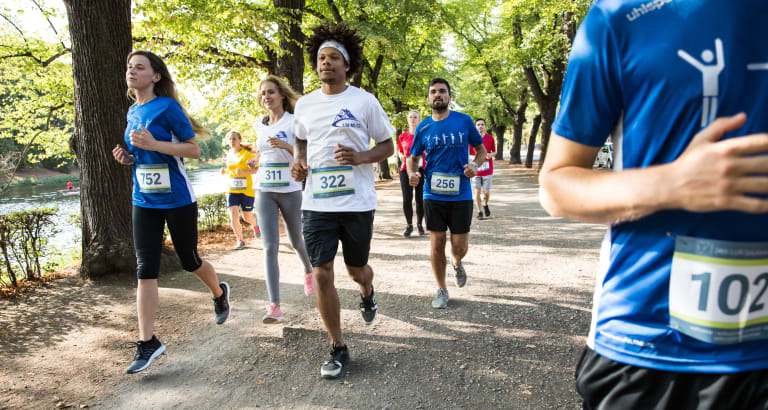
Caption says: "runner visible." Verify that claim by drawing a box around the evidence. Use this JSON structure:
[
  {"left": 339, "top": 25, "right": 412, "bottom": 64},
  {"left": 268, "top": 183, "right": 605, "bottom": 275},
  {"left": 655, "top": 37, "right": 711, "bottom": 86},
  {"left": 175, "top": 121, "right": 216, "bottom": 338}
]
[
  {"left": 398, "top": 109, "right": 426, "bottom": 237},
  {"left": 251, "top": 75, "right": 314, "bottom": 324},
  {"left": 469, "top": 118, "right": 495, "bottom": 220},
  {"left": 539, "top": 2, "right": 768, "bottom": 408},
  {"left": 291, "top": 22, "right": 395, "bottom": 379},
  {"left": 112, "top": 50, "right": 230, "bottom": 374},
  {"left": 220, "top": 130, "right": 260, "bottom": 250},
  {"left": 407, "top": 78, "right": 486, "bottom": 309}
]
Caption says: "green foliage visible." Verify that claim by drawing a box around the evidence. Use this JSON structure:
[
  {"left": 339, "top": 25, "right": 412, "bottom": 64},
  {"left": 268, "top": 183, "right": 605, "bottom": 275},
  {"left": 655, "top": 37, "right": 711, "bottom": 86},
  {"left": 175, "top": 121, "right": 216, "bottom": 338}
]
[
  {"left": 197, "top": 192, "right": 228, "bottom": 231},
  {"left": 0, "top": 1, "right": 74, "bottom": 176},
  {"left": 0, "top": 207, "right": 59, "bottom": 287}
]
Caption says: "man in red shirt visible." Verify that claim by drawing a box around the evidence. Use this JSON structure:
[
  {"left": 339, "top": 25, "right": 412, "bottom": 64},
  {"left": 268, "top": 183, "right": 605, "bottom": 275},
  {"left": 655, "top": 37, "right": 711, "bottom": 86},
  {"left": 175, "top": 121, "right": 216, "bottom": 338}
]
[{"left": 470, "top": 118, "right": 496, "bottom": 219}]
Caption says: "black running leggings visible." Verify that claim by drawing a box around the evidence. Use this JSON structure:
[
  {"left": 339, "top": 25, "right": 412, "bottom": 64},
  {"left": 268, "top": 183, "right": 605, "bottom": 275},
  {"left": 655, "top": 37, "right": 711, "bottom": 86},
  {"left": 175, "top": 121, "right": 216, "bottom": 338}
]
[
  {"left": 133, "top": 202, "right": 203, "bottom": 279},
  {"left": 399, "top": 169, "right": 424, "bottom": 226}
]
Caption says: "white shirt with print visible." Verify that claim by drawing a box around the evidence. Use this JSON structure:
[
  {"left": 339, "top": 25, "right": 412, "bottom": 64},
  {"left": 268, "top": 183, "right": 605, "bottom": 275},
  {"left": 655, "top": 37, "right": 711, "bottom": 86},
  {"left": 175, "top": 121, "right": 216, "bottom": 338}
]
[
  {"left": 294, "top": 86, "right": 395, "bottom": 212},
  {"left": 254, "top": 112, "right": 302, "bottom": 193}
]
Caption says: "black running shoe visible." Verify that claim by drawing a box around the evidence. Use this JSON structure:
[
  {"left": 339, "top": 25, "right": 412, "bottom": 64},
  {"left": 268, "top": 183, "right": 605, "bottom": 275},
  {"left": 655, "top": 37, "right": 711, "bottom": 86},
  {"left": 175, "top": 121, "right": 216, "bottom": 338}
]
[
  {"left": 477, "top": 212, "right": 484, "bottom": 220},
  {"left": 360, "top": 286, "right": 377, "bottom": 324},
  {"left": 417, "top": 224, "right": 426, "bottom": 236},
  {"left": 484, "top": 205, "right": 490, "bottom": 217},
  {"left": 403, "top": 225, "right": 413, "bottom": 237},
  {"left": 321, "top": 344, "right": 350, "bottom": 379},
  {"left": 213, "top": 282, "right": 231, "bottom": 324},
  {"left": 126, "top": 335, "right": 165, "bottom": 374}
]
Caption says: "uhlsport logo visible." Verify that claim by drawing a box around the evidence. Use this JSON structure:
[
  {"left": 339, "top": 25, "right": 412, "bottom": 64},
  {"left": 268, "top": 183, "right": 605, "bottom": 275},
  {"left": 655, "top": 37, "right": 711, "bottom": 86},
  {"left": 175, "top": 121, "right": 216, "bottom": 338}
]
[
  {"left": 332, "top": 109, "right": 362, "bottom": 129},
  {"left": 626, "top": 0, "right": 673, "bottom": 22}
]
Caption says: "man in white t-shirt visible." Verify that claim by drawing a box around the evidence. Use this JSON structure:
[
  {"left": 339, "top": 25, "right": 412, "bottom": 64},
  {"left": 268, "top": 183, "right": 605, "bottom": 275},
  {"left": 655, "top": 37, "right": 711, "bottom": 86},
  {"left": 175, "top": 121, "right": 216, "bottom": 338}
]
[{"left": 291, "top": 22, "right": 395, "bottom": 380}]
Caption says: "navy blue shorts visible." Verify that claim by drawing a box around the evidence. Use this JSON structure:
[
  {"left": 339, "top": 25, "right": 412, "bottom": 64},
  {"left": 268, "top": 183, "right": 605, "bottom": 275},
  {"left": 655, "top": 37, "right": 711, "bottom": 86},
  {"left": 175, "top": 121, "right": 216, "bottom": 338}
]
[{"left": 227, "top": 193, "right": 255, "bottom": 212}]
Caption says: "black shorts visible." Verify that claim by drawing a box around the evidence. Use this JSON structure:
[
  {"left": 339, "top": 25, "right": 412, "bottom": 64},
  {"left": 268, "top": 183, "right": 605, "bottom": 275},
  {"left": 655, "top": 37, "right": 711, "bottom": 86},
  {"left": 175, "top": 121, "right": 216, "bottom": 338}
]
[
  {"left": 133, "top": 203, "right": 203, "bottom": 279},
  {"left": 302, "top": 210, "right": 374, "bottom": 267},
  {"left": 423, "top": 199, "right": 473, "bottom": 234},
  {"left": 575, "top": 347, "right": 768, "bottom": 410}
]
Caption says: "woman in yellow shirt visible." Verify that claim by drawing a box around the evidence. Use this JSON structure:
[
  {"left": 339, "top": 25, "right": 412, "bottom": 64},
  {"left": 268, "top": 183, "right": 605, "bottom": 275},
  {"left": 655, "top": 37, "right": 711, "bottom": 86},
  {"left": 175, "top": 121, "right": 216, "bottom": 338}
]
[{"left": 220, "top": 131, "right": 260, "bottom": 249}]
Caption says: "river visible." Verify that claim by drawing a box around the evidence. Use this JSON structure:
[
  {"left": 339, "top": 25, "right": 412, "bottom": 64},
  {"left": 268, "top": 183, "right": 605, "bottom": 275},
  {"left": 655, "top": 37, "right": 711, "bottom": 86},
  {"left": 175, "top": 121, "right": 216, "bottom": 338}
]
[{"left": 0, "top": 168, "right": 227, "bottom": 253}]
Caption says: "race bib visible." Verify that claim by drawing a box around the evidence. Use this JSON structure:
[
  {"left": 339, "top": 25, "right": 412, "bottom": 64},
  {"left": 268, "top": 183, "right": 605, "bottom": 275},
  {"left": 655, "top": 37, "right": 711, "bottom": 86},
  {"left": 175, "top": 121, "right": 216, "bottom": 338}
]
[
  {"left": 478, "top": 161, "right": 490, "bottom": 172},
  {"left": 669, "top": 236, "right": 768, "bottom": 344},
  {"left": 430, "top": 172, "right": 460, "bottom": 196},
  {"left": 311, "top": 166, "right": 355, "bottom": 198},
  {"left": 136, "top": 164, "right": 171, "bottom": 194},
  {"left": 230, "top": 176, "right": 247, "bottom": 190},
  {"left": 260, "top": 162, "right": 290, "bottom": 187}
]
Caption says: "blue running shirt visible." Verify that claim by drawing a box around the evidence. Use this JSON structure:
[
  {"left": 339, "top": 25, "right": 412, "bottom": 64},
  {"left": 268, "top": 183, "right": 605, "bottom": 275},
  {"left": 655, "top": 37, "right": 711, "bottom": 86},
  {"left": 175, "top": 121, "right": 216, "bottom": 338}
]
[
  {"left": 125, "top": 97, "right": 197, "bottom": 209},
  {"left": 554, "top": 0, "right": 768, "bottom": 373},
  {"left": 410, "top": 111, "right": 483, "bottom": 201}
]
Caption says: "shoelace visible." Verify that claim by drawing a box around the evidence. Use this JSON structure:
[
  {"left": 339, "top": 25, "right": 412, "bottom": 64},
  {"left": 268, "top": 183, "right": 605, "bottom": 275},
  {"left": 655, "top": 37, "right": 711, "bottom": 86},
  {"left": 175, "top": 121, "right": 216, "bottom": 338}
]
[{"left": 134, "top": 342, "right": 157, "bottom": 361}]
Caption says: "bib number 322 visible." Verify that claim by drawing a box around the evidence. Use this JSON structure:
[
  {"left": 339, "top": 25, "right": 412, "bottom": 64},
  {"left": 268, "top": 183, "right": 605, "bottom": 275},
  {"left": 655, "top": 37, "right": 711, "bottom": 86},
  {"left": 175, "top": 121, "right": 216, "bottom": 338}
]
[
  {"left": 311, "top": 166, "right": 355, "bottom": 198},
  {"left": 669, "top": 236, "right": 768, "bottom": 344}
]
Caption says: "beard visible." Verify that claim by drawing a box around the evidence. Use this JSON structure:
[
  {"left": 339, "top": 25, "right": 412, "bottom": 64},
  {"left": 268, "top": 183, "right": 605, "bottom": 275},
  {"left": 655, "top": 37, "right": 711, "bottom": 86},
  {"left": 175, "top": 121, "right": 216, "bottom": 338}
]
[{"left": 430, "top": 99, "right": 449, "bottom": 111}]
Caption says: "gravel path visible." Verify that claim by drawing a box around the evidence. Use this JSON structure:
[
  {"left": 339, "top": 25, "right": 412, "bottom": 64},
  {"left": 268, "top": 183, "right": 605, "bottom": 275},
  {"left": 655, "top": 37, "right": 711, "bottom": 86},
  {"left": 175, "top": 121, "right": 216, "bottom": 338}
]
[{"left": 0, "top": 163, "right": 606, "bottom": 409}]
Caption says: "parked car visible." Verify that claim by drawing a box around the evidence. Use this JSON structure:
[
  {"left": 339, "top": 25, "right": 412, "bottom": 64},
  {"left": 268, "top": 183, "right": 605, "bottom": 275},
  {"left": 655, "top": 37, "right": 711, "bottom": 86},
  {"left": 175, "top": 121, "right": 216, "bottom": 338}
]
[{"left": 594, "top": 142, "right": 613, "bottom": 168}]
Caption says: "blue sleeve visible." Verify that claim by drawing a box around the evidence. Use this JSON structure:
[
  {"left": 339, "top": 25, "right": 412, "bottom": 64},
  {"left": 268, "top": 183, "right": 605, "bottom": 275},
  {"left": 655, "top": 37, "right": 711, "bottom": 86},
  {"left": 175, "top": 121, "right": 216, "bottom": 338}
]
[
  {"left": 410, "top": 122, "right": 425, "bottom": 156},
  {"left": 166, "top": 100, "right": 196, "bottom": 142},
  {"left": 553, "top": 5, "right": 622, "bottom": 147},
  {"left": 467, "top": 116, "right": 483, "bottom": 147}
]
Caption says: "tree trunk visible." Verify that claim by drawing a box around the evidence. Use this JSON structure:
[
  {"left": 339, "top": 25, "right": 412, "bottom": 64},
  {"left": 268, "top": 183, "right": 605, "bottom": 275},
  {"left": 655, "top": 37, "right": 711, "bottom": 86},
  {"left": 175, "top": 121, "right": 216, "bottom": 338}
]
[
  {"left": 274, "top": 0, "right": 305, "bottom": 94},
  {"left": 64, "top": 0, "right": 137, "bottom": 278},
  {"left": 537, "top": 102, "right": 558, "bottom": 170},
  {"left": 509, "top": 88, "right": 528, "bottom": 164},
  {"left": 525, "top": 115, "right": 541, "bottom": 169}
]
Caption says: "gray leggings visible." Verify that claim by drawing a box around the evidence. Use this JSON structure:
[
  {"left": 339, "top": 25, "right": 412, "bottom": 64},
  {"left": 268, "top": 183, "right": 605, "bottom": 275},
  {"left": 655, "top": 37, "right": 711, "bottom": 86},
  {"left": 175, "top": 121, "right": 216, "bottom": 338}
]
[{"left": 254, "top": 190, "right": 312, "bottom": 303}]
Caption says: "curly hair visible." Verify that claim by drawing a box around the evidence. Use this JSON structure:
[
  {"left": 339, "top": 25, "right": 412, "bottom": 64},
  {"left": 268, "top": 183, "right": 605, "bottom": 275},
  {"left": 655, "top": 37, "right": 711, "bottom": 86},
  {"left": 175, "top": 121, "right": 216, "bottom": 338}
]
[{"left": 306, "top": 22, "right": 364, "bottom": 78}]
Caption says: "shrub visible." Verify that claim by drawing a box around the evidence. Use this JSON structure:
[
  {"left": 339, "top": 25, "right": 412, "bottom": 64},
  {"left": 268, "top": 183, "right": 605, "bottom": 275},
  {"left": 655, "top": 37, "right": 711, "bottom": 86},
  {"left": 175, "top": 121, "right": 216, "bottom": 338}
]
[
  {"left": 0, "top": 208, "right": 58, "bottom": 287},
  {"left": 197, "top": 192, "right": 228, "bottom": 231}
]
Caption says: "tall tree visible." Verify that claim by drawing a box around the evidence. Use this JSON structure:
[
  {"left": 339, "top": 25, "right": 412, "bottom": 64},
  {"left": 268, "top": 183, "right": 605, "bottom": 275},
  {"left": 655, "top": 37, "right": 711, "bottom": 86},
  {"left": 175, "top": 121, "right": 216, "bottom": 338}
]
[{"left": 63, "top": 0, "right": 135, "bottom": 278}]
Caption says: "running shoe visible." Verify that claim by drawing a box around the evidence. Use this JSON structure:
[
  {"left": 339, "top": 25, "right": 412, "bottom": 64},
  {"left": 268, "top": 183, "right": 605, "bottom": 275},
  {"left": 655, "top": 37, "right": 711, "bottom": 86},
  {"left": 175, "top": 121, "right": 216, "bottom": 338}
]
[
  {"left": 403, "top": 225, "right": 413, "bottom": 237},
  {"left": 234, "top": 240, "right": 246, "bottom": 250},
  {"left": 477, "top": 212, "right": 484, "bottom": 220},
  {"left": 304, "top": 271, "right": 315, "bottom": 296},
  {"left": 126, "top": 335, "right": 165, "bottom": 374},
  {"left": 417, "top": 224, "right": 426, "bottom": 236},
  {"left": 484, "top": 205, "right": 491, "bottom": 217},
  {"left": 432, "top": 288, "right": 449, "bottom": 309},
  {"left": 453, "top": 260, "right": 467, "bottom": 288},
  {"left": 320, "top": 344, "right": 350, "bottom": 379},
  {"left": 253, "top": 225, "right": 261, "bottom": 239},
  {"left": 213, "top": 282, "right": 231, "bottom": 324},
  {"left": 263, "top": 303, "right": 285, "bottom": 324},
  {"left": 360, "top": 287, "right": 377, "bottom": 324}
]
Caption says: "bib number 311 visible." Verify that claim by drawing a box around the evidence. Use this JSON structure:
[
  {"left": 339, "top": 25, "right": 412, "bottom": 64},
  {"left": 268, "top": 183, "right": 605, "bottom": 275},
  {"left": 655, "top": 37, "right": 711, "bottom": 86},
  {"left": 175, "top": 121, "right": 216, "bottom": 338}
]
[{"left": 669, "top": 236, "right": 768, "bottom": 344}]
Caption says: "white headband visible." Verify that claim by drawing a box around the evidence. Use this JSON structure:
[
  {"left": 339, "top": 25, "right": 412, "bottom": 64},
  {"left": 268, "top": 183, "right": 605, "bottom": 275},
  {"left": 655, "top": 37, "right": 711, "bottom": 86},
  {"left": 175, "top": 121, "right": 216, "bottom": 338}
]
[{"left": 319, "top": 40, "right": 350, "bottom": 64}]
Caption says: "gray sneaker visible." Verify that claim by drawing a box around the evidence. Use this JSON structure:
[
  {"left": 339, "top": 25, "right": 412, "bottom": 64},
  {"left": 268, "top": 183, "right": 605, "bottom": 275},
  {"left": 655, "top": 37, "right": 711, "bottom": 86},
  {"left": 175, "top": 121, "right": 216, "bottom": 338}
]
[
  {"left": 432, "top": 288, "right": 449, "bottom": 309},
  {"left": 213, "top": 282, "right": 231, "bottom": 324},
  {"left": 453, "top": 261, "right": 467, "bottom": 288}
]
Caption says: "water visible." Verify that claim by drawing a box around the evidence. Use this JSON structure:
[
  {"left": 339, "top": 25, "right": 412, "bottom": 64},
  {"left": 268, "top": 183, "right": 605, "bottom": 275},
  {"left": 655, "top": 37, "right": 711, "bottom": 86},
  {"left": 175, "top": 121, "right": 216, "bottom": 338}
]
[{"left": 0, "top": 168, "right": 227, "bottom": 252}]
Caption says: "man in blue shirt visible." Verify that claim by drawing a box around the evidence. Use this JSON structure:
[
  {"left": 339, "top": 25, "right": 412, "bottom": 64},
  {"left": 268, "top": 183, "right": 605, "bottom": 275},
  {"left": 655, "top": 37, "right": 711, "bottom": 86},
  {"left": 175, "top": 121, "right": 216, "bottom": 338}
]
[
  {"left": 539, "top": 1, "right": 768, "bottom": 408},
  {"left": 408, "top": 78, "right": 486, "bottom": 309}
]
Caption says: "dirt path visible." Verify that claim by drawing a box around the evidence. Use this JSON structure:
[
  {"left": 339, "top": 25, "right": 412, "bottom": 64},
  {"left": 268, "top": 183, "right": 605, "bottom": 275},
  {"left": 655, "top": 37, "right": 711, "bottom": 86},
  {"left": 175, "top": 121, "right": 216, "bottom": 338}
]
[{"left": 0, "top": 163, "right": 606, "bottom": 409}]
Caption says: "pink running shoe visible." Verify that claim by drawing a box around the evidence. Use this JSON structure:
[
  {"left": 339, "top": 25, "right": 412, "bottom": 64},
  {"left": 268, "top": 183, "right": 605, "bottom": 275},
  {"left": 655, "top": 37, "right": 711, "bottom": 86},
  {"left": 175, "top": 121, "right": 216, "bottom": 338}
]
[
  {"left": 263, "top": 303, "right": 285, "bottom": 324},
  {"left": 304, "top": 271, "right": 315, "bottom": 296}
]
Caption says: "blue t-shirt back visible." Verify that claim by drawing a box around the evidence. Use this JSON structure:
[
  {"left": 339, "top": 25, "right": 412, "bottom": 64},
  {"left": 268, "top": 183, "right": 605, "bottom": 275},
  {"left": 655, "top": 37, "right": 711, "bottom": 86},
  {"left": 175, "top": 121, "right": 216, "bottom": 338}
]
[
  {"left": 125, "top": 96, "right": 197, "bottom": 209},
  {"left": 410, "top": 111, "right": 483, "bottom": 201}
]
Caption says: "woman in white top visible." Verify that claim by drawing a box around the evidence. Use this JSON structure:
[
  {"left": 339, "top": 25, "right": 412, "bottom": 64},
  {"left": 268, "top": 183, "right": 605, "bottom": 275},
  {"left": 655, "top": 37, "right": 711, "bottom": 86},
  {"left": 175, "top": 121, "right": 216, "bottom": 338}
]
[{"left": 250, "top": 75, "right": 313, "bottom": 323}]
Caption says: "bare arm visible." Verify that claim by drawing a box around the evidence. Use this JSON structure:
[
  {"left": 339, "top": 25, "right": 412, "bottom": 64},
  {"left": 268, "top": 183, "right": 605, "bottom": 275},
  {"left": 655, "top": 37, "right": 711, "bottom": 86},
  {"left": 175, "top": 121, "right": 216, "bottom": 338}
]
[
  {"left": 539, "top": 113, "right": 768, "bottom": 224},
  {"left": 291, "top": 138, "right": 308, "bottom": 182},
  {"left": 407, "top": 154, "right": 423, "bottom": 187},
  {"left": 334, "top": 138, "right": 395, "bottom": 165},
  {"left": 464, "top": 144, "right": 487, "bottom": 178}
]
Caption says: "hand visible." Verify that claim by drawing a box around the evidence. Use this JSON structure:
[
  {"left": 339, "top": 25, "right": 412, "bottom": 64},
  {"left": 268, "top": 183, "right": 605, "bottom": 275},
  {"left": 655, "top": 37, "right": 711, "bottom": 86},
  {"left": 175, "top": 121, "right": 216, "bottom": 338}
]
[
  {"left": 246, "top": 158, "right": 258, "bottom": 170},
  {"left": 291, "top": 160, "right": 308, "bottom": 182},
  {"left": 334, "top": 144, "right": 362, "bottom": 165},
  {"left": 464, "top": 162, "right": 478, "bottom": 178},
  {"left": 408, "top": 171, "right": 421, "bottom": 187},
  {"left": 267, "top": 136, "right": 291, "bottom": 151},
  {"left": 112, "top": 145, "right": 135, "bottom": 165},
  {"left": 129, "top": 125, "right": 158, "bottom": 151},
  {"left": 666, "top": 113, "right": 768, "bottom": 213},
  {"left": 235, "top": 168, "right": 244, "bottom": 176},
  {"left": 220, "top": 167, "right": 227, "bottom": 175}
]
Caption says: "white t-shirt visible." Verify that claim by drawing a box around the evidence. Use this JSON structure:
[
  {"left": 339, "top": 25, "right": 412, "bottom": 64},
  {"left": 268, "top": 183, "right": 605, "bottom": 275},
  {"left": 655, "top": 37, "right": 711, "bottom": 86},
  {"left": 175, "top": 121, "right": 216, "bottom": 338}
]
[
  {"left": 294, "top": 86, "right": 395, "bottom": 212},
  {"left": 253, "top": 112, "right": 302, "bottom": 193}
]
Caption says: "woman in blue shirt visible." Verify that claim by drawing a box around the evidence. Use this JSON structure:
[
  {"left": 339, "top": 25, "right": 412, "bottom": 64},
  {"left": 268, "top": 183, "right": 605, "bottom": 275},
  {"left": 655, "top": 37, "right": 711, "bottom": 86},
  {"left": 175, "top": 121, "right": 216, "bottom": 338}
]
[{"left": 112, "top": 51, "right": 231, "bottom": 374}]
